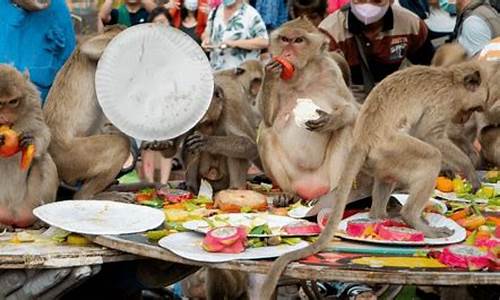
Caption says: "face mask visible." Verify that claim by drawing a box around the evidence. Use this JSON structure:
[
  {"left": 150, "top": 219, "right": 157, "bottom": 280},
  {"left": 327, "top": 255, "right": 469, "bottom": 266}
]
[
  {"left": 184, "top": 0, "right": 198, "bottom": 11},
  {"left": 351, "top": 3, "right": 389, "bottom": 25},
  {"left": 223, "top": 0, "right": 236, "bottom": 6}
]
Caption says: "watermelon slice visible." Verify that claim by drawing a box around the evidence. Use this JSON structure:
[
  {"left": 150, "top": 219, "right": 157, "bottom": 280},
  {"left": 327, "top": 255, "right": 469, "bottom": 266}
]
[
  {"left": 346, "top": 219, "right": 379, "bottom": 237},
  {"left": 439, "top": 245, "right": 492, "bottom": 270},
  {"left": 283, "top": 221, "right": 321, "bottom": 235},
  {"left": 377, "top": 225, "right": 425, "bottom": 242}
]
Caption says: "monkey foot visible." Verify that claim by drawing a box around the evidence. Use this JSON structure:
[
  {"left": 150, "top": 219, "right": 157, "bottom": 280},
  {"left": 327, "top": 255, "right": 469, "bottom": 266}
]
[
  {"left": 91, "top": 191, "right": 136, "bottom": 203},
  {"left": 273, "top": 193, "right": 301, "bottom": 207},
  {"left": 419, "top": 223, "right": 455, "bottom": 238}
]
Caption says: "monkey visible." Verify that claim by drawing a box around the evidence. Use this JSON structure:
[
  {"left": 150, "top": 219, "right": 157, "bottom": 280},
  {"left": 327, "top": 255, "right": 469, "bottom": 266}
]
[
  {"left": 147, "top": 60, "right": 264, "bottom": 194},
  {"left": 0, "top": 65, "right": 58, "bottom": 230},
  {"left": 431, "top": 43, "right": 468, "bottom": 68},
  {"left": 259, "top": 61, "right": 500, "bottom": 300},
  {"left": 256, "top": 17, "right": 372, "bottom": 209},
  {"left": 479, "top": 125, "right": 500, "bottom": 167},
  {"left": 43, "top": 25, "right": 131, "bottom": 200},
  {"left": 431, "top": 43, "right": 482, "bottom": 170},
  {"left": 328, "top": 51, "right": 351, "bottom": 86}
]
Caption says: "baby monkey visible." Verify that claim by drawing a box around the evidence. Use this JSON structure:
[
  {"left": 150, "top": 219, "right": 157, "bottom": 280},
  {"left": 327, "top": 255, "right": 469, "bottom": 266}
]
[{"left": 259, "top": 61, "right": 499, "bottom": 300}]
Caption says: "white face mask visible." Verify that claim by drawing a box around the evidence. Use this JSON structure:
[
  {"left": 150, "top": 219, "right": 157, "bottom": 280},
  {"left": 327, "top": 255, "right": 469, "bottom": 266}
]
[
  {"left": 223, "top": 0, "right": 236, "bottom": 6},
  {"left": 351, "top": 3, "right": 389, "bottom": 25},
  {"left": 184, "top": 0, "right": 198, "bottom": 11}
]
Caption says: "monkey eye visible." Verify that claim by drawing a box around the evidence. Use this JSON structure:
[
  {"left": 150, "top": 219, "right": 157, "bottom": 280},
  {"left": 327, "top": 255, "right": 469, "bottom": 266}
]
[
  {"left": 280, "top": 36, "right": 290, "bottom": 43},
  {"left": 294, "top": 37, "right": 304, "bottom": 43},
  {"left": 8, "top": 98, "right": 20, "bottom": 107}
]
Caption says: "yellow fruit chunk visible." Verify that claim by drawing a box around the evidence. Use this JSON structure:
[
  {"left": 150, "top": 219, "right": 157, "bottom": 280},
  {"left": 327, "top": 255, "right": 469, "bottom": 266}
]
[
  {"left": 67, "top": 234, "right": 90, "bottom": 246},
  {"left": 164, "top": 209, "right": 189, "bottom": 222}
]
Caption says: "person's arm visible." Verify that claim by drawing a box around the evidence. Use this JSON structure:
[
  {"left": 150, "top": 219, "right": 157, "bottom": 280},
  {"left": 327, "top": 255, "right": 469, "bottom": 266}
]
[
  {"left": 407, "top": 20, "right": 435, "bottom": 65},
  {"left": 224, "top": 37, "right": 269, "bottom": 50},
  {"left": 457, "top": 15, "right": 492, "bottom": 57},
  {"left": 98, "top": 0, "right": 114, "bottom": 32}
]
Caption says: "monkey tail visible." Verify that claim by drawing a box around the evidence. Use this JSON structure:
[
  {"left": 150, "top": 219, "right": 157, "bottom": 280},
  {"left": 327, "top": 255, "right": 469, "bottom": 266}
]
[{"left": 259, "top": 143, "right": 368, "bottom": 300}]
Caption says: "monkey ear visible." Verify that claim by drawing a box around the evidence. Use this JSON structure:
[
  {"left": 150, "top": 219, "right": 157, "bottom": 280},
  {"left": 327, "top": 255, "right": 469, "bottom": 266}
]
[
  {"left": 249, "top": 78, "right": 262, "bottom": 97},
  {"left": 214, "top": 84, "right": 225, "bottom": 100},
  {"left": 22, "top": 69, "right": 30, "bottom": 80},
  {"left": 464, "top": 70, "right": 481, "bottom": 92},
  {"left": 80, "top": 36, "right": 111, "bottom": 61},
  {"left": 234, "top": 67, "right": 246, "bottom": 76}
]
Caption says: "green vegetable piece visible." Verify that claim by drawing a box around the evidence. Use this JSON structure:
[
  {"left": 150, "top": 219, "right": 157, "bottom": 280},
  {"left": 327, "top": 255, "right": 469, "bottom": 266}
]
[
  {"left": 465, "top": 230, "right": 477, "bottom": 245},
  {"left": 146, "top": 230, "right": 169, "bottom": 241},
  {"left": 282, "top": 237, "right": 302, "bottom": 245},
  {"left": 183, "top": 201, "right": 198, "bottom": 212},
  {"left": 250, "top": 224, "right": 271, "bottom": 235}
]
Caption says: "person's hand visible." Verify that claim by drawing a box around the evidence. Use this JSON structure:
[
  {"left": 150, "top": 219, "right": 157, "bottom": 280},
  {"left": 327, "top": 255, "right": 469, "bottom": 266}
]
[
  {"left": 223, "top": 39, "right": 239, "bottom": 48},
  {"left": 201, "top": 39, "right": 214, "bottom": 50},
  {"left": 163, "top": 0, "right": 180, "bottom": 9},
  {"left": 0, "top": 266, "right": 101, "bottom": 300},
  {"left": 199, "top": 2, "right": 210, "bottom": 14}
]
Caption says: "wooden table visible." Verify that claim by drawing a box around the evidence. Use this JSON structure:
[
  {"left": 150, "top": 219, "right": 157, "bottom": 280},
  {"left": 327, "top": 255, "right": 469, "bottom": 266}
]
[
  {"left": 92, "top": 233, "right": 500, "bottom": 286},
  {"left": 0, "top": 231, "right": 136, "bottom": 269}
]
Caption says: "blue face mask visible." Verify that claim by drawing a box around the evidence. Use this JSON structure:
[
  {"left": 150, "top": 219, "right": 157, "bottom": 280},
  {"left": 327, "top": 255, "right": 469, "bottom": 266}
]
[{"left": 223, "top": 0, "right": 236, "bottom": 6}]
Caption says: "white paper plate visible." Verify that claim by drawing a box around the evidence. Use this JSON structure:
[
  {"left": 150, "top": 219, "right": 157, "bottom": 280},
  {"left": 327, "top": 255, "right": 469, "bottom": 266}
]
[
  {"left": 33, "top": 200, "right": 165, "bottom": 235},
  {"left": 337, "top": 212, "right": 466, "bottom": 246},
  {"left": 288, "top": 193, "right": 447, "bottom": 218},
  {"left": 158, "top": 232, "right": 309, "bottom": 262},
  {"left": 183, "top": 213, "right": 317, "bottom": 237},
  {"left": 434, "top": 190, "right": 488, "bottom": 204},
  {"left": 95, "top": 23, "right": 213, "bottom": 141}
]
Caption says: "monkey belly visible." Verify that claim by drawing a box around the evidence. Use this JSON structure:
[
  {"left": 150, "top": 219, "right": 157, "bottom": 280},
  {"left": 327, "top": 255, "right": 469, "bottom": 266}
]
[
  {"left": 260, "top": 127, "right": 333, "bottom": 200},
  {"left": 0, "top": 156, "right": 36, "bottom": 227},
  {"left": 275, "top": 115, "right": 330, "bottom": 169}
]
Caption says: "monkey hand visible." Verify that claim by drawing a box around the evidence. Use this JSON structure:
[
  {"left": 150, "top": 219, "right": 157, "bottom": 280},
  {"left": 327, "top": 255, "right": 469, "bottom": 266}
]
[
  {"left": 468, "top": 173, "right": 482, "bottom": 193},
  {"left": 142, "top": 140, "right": 174, "bottom": 151},
  {"left": 185, "top": 131, "right": 209, "bottom": 153},
  {"left": 264, "top": 60, "right": 283, "bottom": 80},
  {"left": 19, "top": 132, "right": 34, "bottom": 149},
  {"left": 305, "top": 110, "right": 334, "bottom": 132}
]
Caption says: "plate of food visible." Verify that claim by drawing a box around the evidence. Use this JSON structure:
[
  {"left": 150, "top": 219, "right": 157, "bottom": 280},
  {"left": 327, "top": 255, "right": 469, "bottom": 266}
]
[
  {"left": 434, "top": 176, "right": 498, "bottom": 204},
  {"left": 182, "top": 213, "right": 321, "bottom": 237},
  {"left": 288, "top": 193, "right": 446, "bottom": 219},
  {"left": 158, "top": 231, "right": 309, "bottom": 262},
  {"left": 33, "top": 200, "right": 165, "bottom": 235},
  {"left": 336, "top": 212, "right": 466, "bottom": 246}
]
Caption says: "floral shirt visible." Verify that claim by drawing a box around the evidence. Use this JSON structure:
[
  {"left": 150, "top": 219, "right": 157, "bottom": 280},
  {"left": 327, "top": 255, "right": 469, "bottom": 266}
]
[{"left": 205, "top": 3, "right": 268, "bottom": 71}]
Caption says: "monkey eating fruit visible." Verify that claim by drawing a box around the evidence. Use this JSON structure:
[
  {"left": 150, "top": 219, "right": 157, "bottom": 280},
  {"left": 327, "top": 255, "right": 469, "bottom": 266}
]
[
  {"left": 0, "top": 64, "right": 58, "bottom": 229},
  {"left": 259, "top": 61, "right": 500, "bottom": 300}
]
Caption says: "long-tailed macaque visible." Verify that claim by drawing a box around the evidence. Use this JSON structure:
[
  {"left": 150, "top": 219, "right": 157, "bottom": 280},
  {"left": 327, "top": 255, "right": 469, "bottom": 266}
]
[
  {"left": 43, "top": 26, "right": 131, "bottom": 199},
  {"left": 432, "top": 43, "right": 481, "bottom": 168},
  {"left": 0, "top": 65, "right": 58, "bottom": 229},
  {"left": 147, "top": 60, "right": 264, "bottom": 193},
  {"left": 257, "top": 17, "right": 370, "bottom": 208},
  {"left": 260, "top": 61, "right": 500, "bottom": 300}
]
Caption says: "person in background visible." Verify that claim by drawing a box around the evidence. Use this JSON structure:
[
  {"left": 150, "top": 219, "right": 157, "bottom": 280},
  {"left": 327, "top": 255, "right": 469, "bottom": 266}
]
[
  {"left": 289, "top": 0, "right": 328, "bottom": 27},
  {"left": 170, "top": 0, "right": 208, "bottom": 44},
  {"left": 202, "top": 0, "right": 269, "bottom": 71},
  {"left": 452, "top": 0, "right": 500, "bottom": 56},
  {"left": 319, "top": 0, "right": 435, "bottom": 98},
  {"left": 148, "top": 5, "right": 173, "bottom": 24},
  {"left": 0, "top": 0, "right": 76, "bottom": 103},
  {"left": 98, "top": 0, "right": 178, "bottom": 31},
  {"left": 255, "top": 0, "right": 288, "bottom": 30},
  {"left": 424, "top": 0, "right": 456, "bottom": 46}
]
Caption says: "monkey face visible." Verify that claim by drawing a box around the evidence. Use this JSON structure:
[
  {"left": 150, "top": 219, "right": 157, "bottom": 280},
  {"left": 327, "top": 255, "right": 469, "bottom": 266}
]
[
  {"left": 0, "top": 66, "right": 27, "bottom": 126},
  {"left": 270, "top": 18, "right": 326, "bottom": 70}
]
